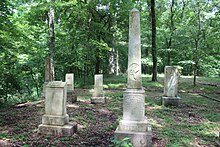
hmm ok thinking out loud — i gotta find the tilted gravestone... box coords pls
[65,73,77,103]
[38,81,77,136]
[114,8,152,147]
[91,74,105,103]
[162,66,181,106]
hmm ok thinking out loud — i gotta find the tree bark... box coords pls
[193,0,201,86]
[48,0,55,81]
[95,48,101,74]
[151,0,157,81]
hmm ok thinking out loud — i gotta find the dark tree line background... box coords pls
[0,0,219,104]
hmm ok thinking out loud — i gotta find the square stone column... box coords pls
[114,8,152,147]
[65,73,77,103]
[162,66,181,106]
[38,81,77,136]
[91,74,105,103]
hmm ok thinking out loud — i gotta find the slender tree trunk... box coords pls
[151,0,157,81]
[116,48,120,75]
[95,48,101,74]
[193,0,201,86]
[48,0,55,81]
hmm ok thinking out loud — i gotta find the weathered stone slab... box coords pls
[162,66,181,107]
[42,114,69,126]
[115,126,152,147]
[162,96,181,107]
[122,89,145,121]
[65,73,74,93]
[91,74,105,103]
[38,123,77,136]
[38,81,77,136]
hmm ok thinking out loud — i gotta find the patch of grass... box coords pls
[105,92,123,115]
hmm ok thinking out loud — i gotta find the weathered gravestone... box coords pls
[91,74,105,103]
[114,8,152,147]
[162,66,181,106]
[38,81,77,136]
[65,73,77,103]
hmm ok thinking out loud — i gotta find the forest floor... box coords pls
[0,75,220,146]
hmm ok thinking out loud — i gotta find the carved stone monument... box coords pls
[38,81,77,136]
[65,73,77,103]
[162,66,181,106]
[91,74,105,103]
[114,8,152,147]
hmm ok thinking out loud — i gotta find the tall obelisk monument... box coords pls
[114,8,152,147]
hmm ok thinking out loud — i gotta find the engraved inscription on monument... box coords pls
[129,63,140,81]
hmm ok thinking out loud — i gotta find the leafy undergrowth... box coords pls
[0,75,220,146]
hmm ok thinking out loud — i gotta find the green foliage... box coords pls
[0,0,220,106]
[111,137,133,147]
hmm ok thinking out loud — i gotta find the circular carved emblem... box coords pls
[129,63,140,81]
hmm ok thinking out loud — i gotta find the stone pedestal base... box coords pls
[114,126,152,147]
[42,114,69,126]
[162,96,181,107]
[67,91,77,103]
[119,120,149,132]
[38,123,77,136]
[91,96,105,104]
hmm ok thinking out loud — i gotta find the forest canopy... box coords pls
[0,0,219,104]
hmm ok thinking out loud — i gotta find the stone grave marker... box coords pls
[91,74,105,103]
[114,8,152,147]
[162,66,181,106]
[38,81,77,136]
[65,73,77,103]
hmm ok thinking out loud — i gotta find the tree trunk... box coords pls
[151,0,157,81]
[193,0,201,86]
[95,48,101,74]
[48,0,55,81]
[116,48,120,75]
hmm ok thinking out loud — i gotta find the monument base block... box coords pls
[42,114,69,126]
[162,96,181,107]
[119,120,149,132]
[38,123,77,136]
[114,127,152,147]
[91,96,105,104]
[67,91,77,103]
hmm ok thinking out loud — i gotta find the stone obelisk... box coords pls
[114,8,152,147]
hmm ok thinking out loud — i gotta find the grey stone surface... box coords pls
[127,8,142,89]
[114,8,152,147]
[38,81,77,136]
[65,73,74,93]
[164,66,179,97]
[162,96,181,107]
[42,114,69,126]
[38,123,77,136]
[162,66,181,107]
[115,127,152,147]
[91,74,105,103]
[45,81,67,116]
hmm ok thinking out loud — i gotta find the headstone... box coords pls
[162,66,181,106]
[91,74,105,103]
[65,73,77,103]
[114,8,152,147]
[38,81,77,136]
